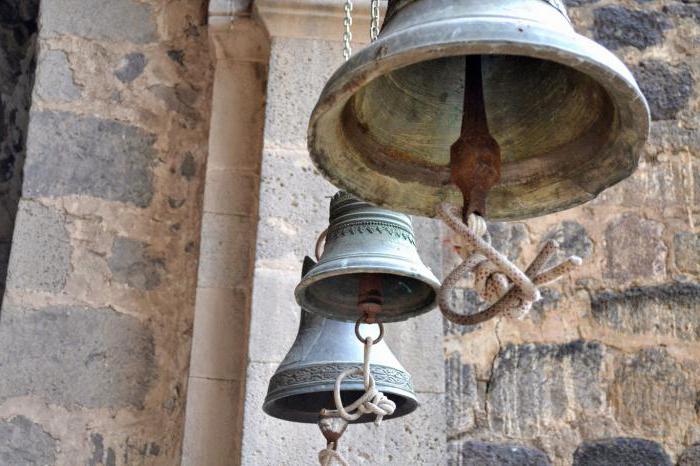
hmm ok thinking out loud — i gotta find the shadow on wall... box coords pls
[0,0,39,306]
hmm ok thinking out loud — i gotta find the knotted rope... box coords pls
[437,202,582,325]
[321,335,396,426]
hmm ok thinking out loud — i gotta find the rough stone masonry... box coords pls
[0,0,696,465]
[444,0,700,464]
[0,0,213,464]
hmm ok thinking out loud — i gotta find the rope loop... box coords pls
[321,336,396,426]
[437,202,582,325]
[354,318,384,345]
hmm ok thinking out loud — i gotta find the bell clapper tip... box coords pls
[318,413,349,446]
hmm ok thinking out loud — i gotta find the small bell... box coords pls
[295,192,440,323]
[308,0,650,220]
[264,257,418,423]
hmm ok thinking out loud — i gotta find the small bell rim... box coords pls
[295,260,441,323]
[308,15,650,220]
[263,375,419,424]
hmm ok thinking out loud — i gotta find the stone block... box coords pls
[0,306,155,409]
[34,49,81,102]
[529,287,561,323]
[86,432,120,466]
[181,378,242,466]
[5,200,70,292]
[609,348,698,437]
[631,60,694,121]
[648,121,700,156]
[592,6,671,50]
[189,287,249,380]
[591,283,700,340]
[0,416,56,465]
[208,61,267,172]
[678,444,700,466]
[488,341,606,438]
[108,237,164,290]
[24,111,156,207]
[445,353,477,435]
[572,438,672,466]
[488,221,528,262]
[386,308,445,393]
[595,161,686,210]
[40,0,156,43]
[114,52,147,83]
[197,213,255,289]
[663,2,700,22]
[603,213,666,283]
[149,84,201,124]
[448,440,551,466]
[264,37,342,148]
[248,267,300,363]
[383,392,447,464]
[674,232,700,274]
[542,221,593,264]
[443,288,481,336]
[412,215,444,279]
[564,0,599,7]
[256,149,335,265]
[203,169,259,216]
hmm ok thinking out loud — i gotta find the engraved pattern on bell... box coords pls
[308,0,649,220]
[327,219,416,245]
[295,193,440,322]
[267,363,414,395]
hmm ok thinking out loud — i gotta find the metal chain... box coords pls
[370,0,380,42]
[343,0,353,61]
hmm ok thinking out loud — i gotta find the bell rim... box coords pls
[263,363,419,423]
[308,15,650,220]
[295,257,441,323]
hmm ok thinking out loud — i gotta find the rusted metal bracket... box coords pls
[449,55,501,222]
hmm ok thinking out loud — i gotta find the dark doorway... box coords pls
[0,0,39,305]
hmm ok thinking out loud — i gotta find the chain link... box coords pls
[343,0,353,61]
[370,0,380,42]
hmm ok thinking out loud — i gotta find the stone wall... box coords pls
[0,0,38,304]
[444,0,699,464]
[0,0,695,464]
[0,0,213,464]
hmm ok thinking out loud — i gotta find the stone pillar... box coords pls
[239,1,446,463]
[181,16,270,466]
[0,0,213,464]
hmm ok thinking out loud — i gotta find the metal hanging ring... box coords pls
[315,228,328,261]
[354,318,384,344]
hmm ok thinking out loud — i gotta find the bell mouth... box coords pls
[345,54,615,184]
[308,16,649,220]
[264,387,418,424]
[296,270,439,323]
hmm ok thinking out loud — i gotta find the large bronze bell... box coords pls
[295,192,440,323]
[308,0,650,220]
[264,257,418,423]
